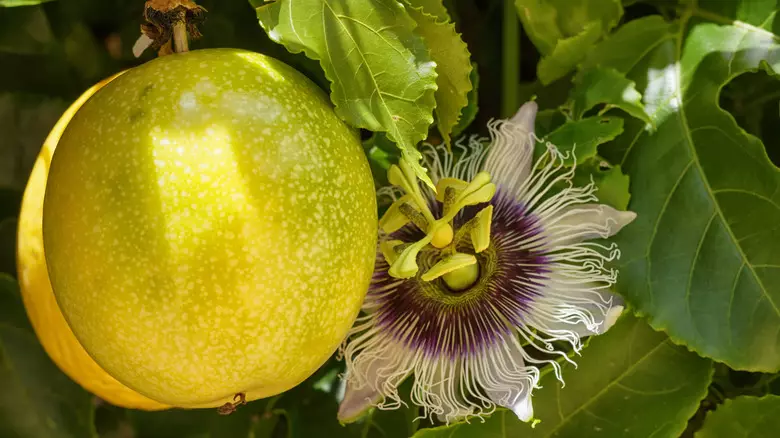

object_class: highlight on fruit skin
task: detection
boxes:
[41,48,378,408]
[16,71,170,411]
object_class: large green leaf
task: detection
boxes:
[404,3,472,147]
[695,395,780,437]
[411,315,712,438]
[515,0,624,84]
[0,275,97,438]
[572,157,631,210]
[254,0,438,187]
[539,116,624,164]
[595,1,780,371]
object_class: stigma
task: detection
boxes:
[377,158,496,287]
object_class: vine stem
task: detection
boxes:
[502,0,520,118]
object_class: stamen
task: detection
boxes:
[379,157,498,280]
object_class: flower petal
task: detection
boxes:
[427,360,475,423]
[338,355,392,423]
[527,279,626,343]
[482,101,538,197]
[545,203,637,246]
[482,338,537,422]
[511,390,534,422]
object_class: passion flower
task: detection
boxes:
[338,101,636,424]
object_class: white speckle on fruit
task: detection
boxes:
[180,92,197,110]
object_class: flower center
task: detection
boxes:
[378,157,497,283]
[442,263,479,291]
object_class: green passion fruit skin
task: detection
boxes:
[42,48,377,407]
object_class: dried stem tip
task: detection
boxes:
[134,0,206,57]
[217,392,247,416]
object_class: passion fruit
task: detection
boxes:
[17,72,168,410]
[42,49,377,407]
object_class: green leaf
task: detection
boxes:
[597,1,780,371]
[451,62,479,137]
[412,314,712,438]
[579,15,673,73]
[571,66,652,125]
[539,116,624,165]
[573,157,631,210]
[405,3,473,146]
[0,0,54,8]
[254,0,438,187]
[406,0,450,21]
[695,395,780,437]
[515,0,624,84]
[533,108,567,138]
[537,21,603,85]
[0,274,98,438]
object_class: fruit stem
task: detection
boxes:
[172,19,189,53]
[136,0,206,57]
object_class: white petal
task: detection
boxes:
[564,296,625,337]
[428,360,474,423]
[603,304,624,332]
[482,101,538,197]
[529,280,625,341]
[482,338,537,423]
[512,391,534,422]
[338,355,392,423]
[545,203,637,246]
